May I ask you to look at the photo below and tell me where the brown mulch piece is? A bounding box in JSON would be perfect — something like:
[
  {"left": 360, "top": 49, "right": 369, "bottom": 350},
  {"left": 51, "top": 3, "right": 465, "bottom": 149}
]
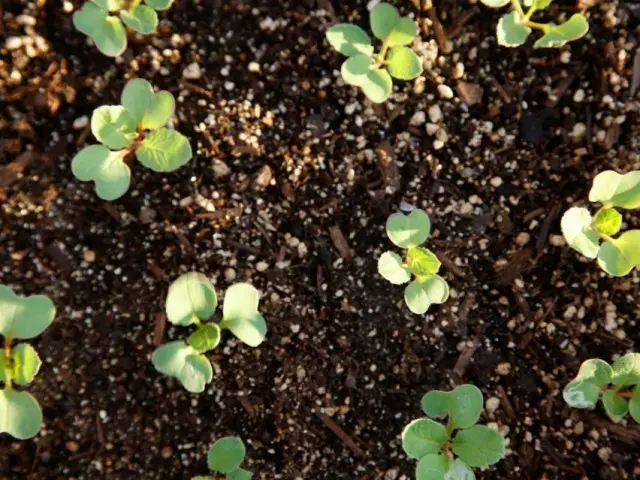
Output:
[
  {"left": 316, "top": 413, "right": 367, "bottom": 458},
  {"left": 328, "top": 225, "right": 353, "bottom": 260},
  {"left": 456, "top": 81, "right": 484, "bottom": 106},
  {"left": 152, "top": 312, "right": 167, "bottom": 347}
]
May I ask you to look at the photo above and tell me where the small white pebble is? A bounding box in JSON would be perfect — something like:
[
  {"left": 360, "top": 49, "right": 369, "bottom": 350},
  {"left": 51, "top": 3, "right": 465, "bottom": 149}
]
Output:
[
  {"left": 437, "top": 84, "right": 454, "bottom": 99},
  {"left": 428, "top": 104, "right": 443, "bottom": 123},
  {"left": 73, "top": 116, "right": 89, "bottom": 130},
  {"left": 182, "top": 62, "right": 201, "bottom": 80},
  {"left": 256, "top": 261, "right": 268, "bottom": 272},
  {"left": 490, "top": 177, "right": 503, "bottom": 187}
]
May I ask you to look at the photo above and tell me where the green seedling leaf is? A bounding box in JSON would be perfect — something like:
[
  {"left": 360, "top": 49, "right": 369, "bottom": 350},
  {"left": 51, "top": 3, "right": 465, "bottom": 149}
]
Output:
[
  {"left": 593, "top": 208, "right": 622, "bottom": 236},
  {"left": 370, "top": 2, "right": 400, "bottom": 40},
  {"left": 0, "top": 389, "right": 42, "bottom": 439},
  {"left": 415, "top": 453, "right": 449, "bottom": 480},
  {"left": 91, "top": 105, "right": 137, "bottom": 150},
  {"left": 572, "top": 358, "right": 613, "bottom": 386},
  {"left": 207, "top": 437, "right": 246, "bottom": 474},
  {"left": 71, "top": 145, "right": 131, "bottom": 201},
  {"left": 92, "top": 0, "right": 125, "bottom": 11},
  {"left": 447, "top": 384, "right": 483, "bottom": 430},
  {"left": 406, "top": 247, "right": 441, "bottom": 276},
  {"left": 404, "top": 275, "right": 449, "bottom": 315},
  {"left": 597, "top": 231, "right": 640, "bottom": 276},
  {"left": 227, "top": 469, "right": 253, "bottom": 480},
  {"left": 93, "top": 15, "right": 127, "bottom": 57},
  {"left": 326, "top": 24, "right": 374, "bottom": 57},
  {"left": 479, "top": 0, "right": 510, "bottom": 7},
  {"left": 165, "top": 272, "right": 217, "bottom": 326},
  {"left": 73, "top": 2, "right": 107, "bottom": 36},
  {"left": 121, "top": 5, "right": 158, "bottom": 35},
  {"left": 445, "top": 459, "right": 476, "bottom": 480},
  {"left": 360, "top": 68, "right": 393, "bottom": 103},
  {"left": 563, "top": 379, "right": 601, "bottom": 408},
  {"left": 140, "top": 91, "right": 175, "bottom": 130},
  {"left": 611, "top": 353, "right": 640, "bottom": 387},
  {"left": 422, "top": 390, "right": 449, "bottom": 418},
  {"left": 151, "top": 341, "right": 212, "bottom": 393},
  {"left": 387, "top": 17, "right": 418, "bottom": 47},
  {"left": 341, "top": 54, "right": 373, "bottom": 87},
  {"left": 589, "top": 170, "right": 640, "bottom": 210},
  {"left": 187, "top": 323, "right": 221, "bottom": 353},
  {"left": 560, "top": 207, "right": 600, "bottom": 259},
  {"left": 386, "top": 46, "right": 422, "bottom": 81},
  {"left": 144, "top": 0, "right": 173, "bottom": 11},
  {"left": 192, "top": 477, "right": 211, "bottom": 480},
  {"left": 602, "top": 390, "right": 628, "bottom": 421},
  {"left": 220, "top": 283, "right": 266, "bottom": 347},
  {"left": 378, "top": 251, "right": 411, "bottom": 285},
  {"left": 121, "top": 78, "right": 154, "bottom": 125},
  {"left": 629, "top": 386, "right": 640, "bottom": 423},
  {"left": 11, "top": 343, "right": 42, "bottom": 386},
  {"left": 534, "top": 14, "right": 589, "bottom": 48},
  {"left": 0, "top": 286, "right": 55, "bottom": 340},
  {"left": 496, "top": 12, "right": 532, "bottom": 47},
  {"left": 452, "top": 425, "right": 506, "bottom": 468},
  {"left": 401, "top": 418, "right": 448, "bottom": 459},
  {"left": 386, "top": 209, "right": 431, "bottom": 249},
  {"left": 136, "top": 128, "right": 192, "bottom": 172}
]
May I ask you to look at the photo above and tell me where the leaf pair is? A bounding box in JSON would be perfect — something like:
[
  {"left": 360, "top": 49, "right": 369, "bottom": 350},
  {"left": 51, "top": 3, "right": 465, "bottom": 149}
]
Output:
[
  {"left": 152, "top": 273, "right": 267, "bottom": 393},
  {"left": 72, "top": 79, "right": 192, "bottom": 201},
  {"left": 73, "top": 0, "right": 173, "bottom": 57},
  {"left": 378, "top": 209, "right": 450, "bottom": 314},
  {"left": 563, "top": 354, "right": 640, "bottom": 422},
  {"left": 192, "top": 437, "right": 252, "bottom": 480},
  {"left": 326, "top": 2, "right": 422, "bottom": 103},
  {"left": 402, "top": 385, "right": 506, "bottom": 480},
  {"left": 561, "top": 170, "right": 640, "bottom": 276}
]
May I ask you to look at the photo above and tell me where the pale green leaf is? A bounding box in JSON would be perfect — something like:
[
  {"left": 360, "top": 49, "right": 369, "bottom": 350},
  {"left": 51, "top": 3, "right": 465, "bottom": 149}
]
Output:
[
  {"left": 93, "top": 15, "right": 127, "bottom": 57},
  {"left": 91, "top": 105, "right": 137, "bottom": 150},
  {"left": 447, "top": 385, "right": 483, "bottom": 429},
  {"left": 0, "top": 389, "right": 42, "bottom": 440},
  {"left": 221, "top": 283, "right": 266, "bottom": 347},
  {"left": 73, "top": 2, "right": 107, "bottom": 36},
  {"left": 151, "top": 341, "right": 213, "bottom": 393},
  {"left": 560, "top": 207, "right": 600, "bottom": 259},
  {"left": 589, "top": 170, "right": 640, "bottom": 209},
  {"left": 597, "top": 231, "right": 640, "bottom": 276},
  {"left": 629, "top": 386, "right": 640, "bottom": 423},
  {"left": 191, "top": 477, "right": 211, "bottom": 480},
  {"left": 572, "top": 358, "right": 613, "bottom": 386},
  {"left": 187, "top": 323, "right": 221, "bottom": 353},
  {"left": 92, "top": 0, "right": 125, "bottom": 11},
  {"left": 136, "top": 128, "right": 192, "bottom": 172},
  {"left": 121, "top": 5, "right": 158, "bottom": 35},
  {"left": 533, "top": 0, "right": 552, "bottom": 8},
  {"left": 341, "top": 54, "right": 373, "bottom": 87},
  {"left": 140, "top": 91, "right": 175, "bottom": 130},
  {"left": 386, "top": 209, "right": 431, "bottom": 248},
  {"left": 534, "top": 14, "right": 589, "bottom": 48},
  {"left": 360, "top": 68, "right": 393, "bottom": 103},
  {"left": 407, "top": 246, "right": 441, "bottom": 276},
  {"left": 611, "top": 353, "right": 640, "bottom": 387},
  {"left": 452, "top": 425, "right": 506, "bottom": 468},
  {"left": 227, "top": 469, "right": 253, "bottom": 480},
  {"left": 0, "top": 286, "right": 55, "bottom": 340},
  {"left": 387, "top": 17, "right": 418, "bottom": 47},
  {"left": 121, "top": 78, "right": 155, "bottom": 125},
  {"left": 593, "top": 208, "right": 622, "bottom": 236},
  {"left": 378, "top": 251, "right": 411, "bottom": 285},
  {"left": 479, "top": 0, "right": 510, "bottom": 7},
  {"left": 416, "top": 454, "right": 449, "bottom": 480},
  {"left": 165, "top": 272, "right": 217, "bottom": 326},
  {"left": 496, "top": 12, "right": 532, "bottom": 47},
  {"left": 71, "top": 145, "right": 131, "bottom": 201},
  {"left": 144, "top": 0, "right": 173, "bottom": 11},
  {"left": 326, "top": 24, "right": 374, "bottom": 57},
  {"left": 401, "top": 418, "right": 448, "bottom": 459},
  {"left": 602, "top": 390, "right": 628, "bottom": 421},
  {"left": 421, "top": 390, "right": 449, "bottom": 418},
  {"left": 386, "top": 46, "right": 422, "bottom": 80},
  {"left": 11, "top": 343, "right": 42, "bottom": 386},
  {"left": 207, "top": 437, "right": 246, "bottom": 474},
  {"left": 370, "top": 2, "right": 400, "bottom": 40},
  {"left": 404, "top": 275, "right": 449, "bottom": 314},
  {"left": 445, "top": 459, "right": 476, "bottom": 480},
  {"left": 562, "top": 379, "right": 601, "bottom": 408}
]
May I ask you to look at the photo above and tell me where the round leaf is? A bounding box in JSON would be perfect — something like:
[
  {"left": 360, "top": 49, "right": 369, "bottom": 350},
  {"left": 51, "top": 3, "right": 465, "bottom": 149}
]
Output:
[
  {"left": 378, "top": 251, "right": 411, "bottom": 285},
  {"left": 629, "top": 386, "right": 640, "bottom": 423},
  {"left": 421, "top": 390, "right": 449, "bottom": 418},
  {"left": 140, "top": 91, "right": 175, "bottom": 130},
  {"left": 144, "top": 0, "right": 173, "bottom": 11},
  {"left": 415, "top": 454, "right": 449, "bottom": 480},
  {"left": 121, "top": 78, "right": 155, "bottom": 125},
  {"left": 404, "top": 275, "right": 449, "bottom": 315},
  {"left": 151, "top": 341, "right": 213, "bottom": 393},
  {"left": 572, "top": 358, "right": 613, "bottom": 386},
  {"left": 0, "top": 389, "right": 42, "bottom": 440},
  {"left": 370, "top": 2, "right": 400, "bottom": 40},
  {"left": 496, "top": 12, "right": 532, "bottom": 47},
  {"left": 534, "top": 14, "right": 589, "bottom": 48},
  {"left": 593, "top": 208, "right": 622, "bottom": 236},
  {"left": 445, "top": 459, "right": 476, "bottom": 480},
  {"left": 11, "top": 343, "right": 42, "bottom": 386},
  {"left": 227, "top": 469, "right": 253, "bottom": 480},
  {"left": 207, "top": 437, "right": 246, "bottom": 474},
  {"left": 71, "top": 145, "right": 131, "bottom": 201},
  {"left": 452, "top": 425, "right": 506, "bottom": 468},
  {"left": 447, "top": 384, "right": 484, "bottom": 429},
  {"left": 386, "top": 17, "right": 418, "bottom": 47},
  {"left": 0, "top": 286, "right": 55, "bottom": 340},
  {"left": 386, "top": 209, "right": 431, "bottom": 248},
  {"left": 120, "top": 5, "right": 158, "bottom": 35},
  {"left": 597, "top": 231, "right": 640, "bottom": 276},
  {"left": 136, "top": 128, "right": 192, "bottom": 172},
  {"left": 325, "top": 24, "right": 374, "bottom": 57},
  {"left": 407, "top": 247, "right": 441, "bottom": 276},
  {"left": 93, "top": 15, "right": 127, "bottom": 57},
  {"left": 402, "top": 418, "right": 448, "bottom": 459},
  {"left": 602, "top": 390, "right": 628, "bottom": 421},
  {"left": 187, "top": 323, "right": 221, "bottom": 353},
  {"left": 91, "top": 105, "right": 137, "bottom": 150},
  {"left": 165, "top": 272, "right": 217, "bottom": 326},
  {"left": 92, "top": 0, "right": 125, "bottom": 11},
  {"left": 589, "top": 170, "right": 640, "bottom": 210},
  {"left": 73, "top": 2, "right": 107, "bottom": 36},
  {"left": 560, "top": 207, "right": 600, "bottom": 259},
  {"left": 386, "top": 46, "right": 422, "bottom": 80},
  {"left": 221, "top": 283, "right": 266, "bottom": 347},
  {"left": 360, "top": 68, "right": 393, "bottom": 103},
  {"left": 341, "top": 54, "right": 373, "bottom": 87},
  {"left": 479, "top": 0, "right": 510, "bottom": 7},
  {"left": 562, "top": 379, "right": 601, "bottom": 408},
  {"left": 611, "top": 353, "right": 640, "bottom": 387}
]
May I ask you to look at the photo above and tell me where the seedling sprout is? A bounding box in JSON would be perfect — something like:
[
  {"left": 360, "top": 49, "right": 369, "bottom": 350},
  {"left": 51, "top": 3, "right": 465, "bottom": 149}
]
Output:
[{"left": 192, "top": 436, "right": 252, "bottom": 480}]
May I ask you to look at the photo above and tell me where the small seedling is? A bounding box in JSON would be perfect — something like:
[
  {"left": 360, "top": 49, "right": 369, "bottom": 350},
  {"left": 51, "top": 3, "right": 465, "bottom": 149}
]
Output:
[
  {"left": 402, "top": 385, "right": 506, "bottom": 479},
  {"left": 377, "top": 209, "right": 449, "bottom": 314},
  {"left": 325, "top": 2, "right": 422, "bottom": 103},
  {"left": 480, "top": 0, "right": 588, "bottom": 48},
  {"left": 564, "top": 353, "right": 640, "bottom": 423},
  {"left": 0, "top": 286, "right": 56, "bottom": 440},
  {"left": 561, "top": 170, "right": 640, "bottom": 276},
  {"left": 152, "top": 273, "right": 267, "bottom": 393},
  {"left": 71, "top": 78, "right": 192, "bottom": 201},
  {"left": 192, "top": 437, "right": 252, "bottom": 480},
  {"left": 73, "top": 0, "right": 174, "bottom": 57}
]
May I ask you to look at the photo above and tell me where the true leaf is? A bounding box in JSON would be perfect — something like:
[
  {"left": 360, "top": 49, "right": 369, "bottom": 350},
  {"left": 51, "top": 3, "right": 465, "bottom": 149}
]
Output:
[
  {"left": 401, "top": 418, "right": 448, "bottom": 459},
  {"left": 71, "top": 145, "right": 131, "bottom": 201},
  {"left": 597, "top": 231, "right": 640, "bottom": 276},
  {"left": 479, "top": 0, "right": 510, "bottom": 7},
  {"left": 386, "top": 209, "right": 431, "bottom": 248},
  {"left": 534, "top": 14, "right": 589, "bottom": 48},
  {"left": 562, "top": 379, "right": 601, "bottom": 408},
  {"left": 611, "top": 353, "right": 640, "bottom": 387},
  {"left": 386, "top": 46, "right": 422, "bottom": 81},
  {"left": 92, "top": 0, "right": 125, "bottom": 11},
  {"left": 370, "top": 2, "right": 400, "bottom": 40},
  {"left": 629, "top": 386, "right": 640, "bottom": 423},
  {"left": 140, "top": 91, "right": 175, "bottom": 130},
  {"left": 452, "top": 425, "right": 506, "bottom": 468},
  {"left": 220, "top": 283, "right": 266, "bottom": 347},
  {"left": 11, "top": 343, "right": 42, "bottom": 386},
  {"left": 121, "top": 78, "right": 155, "bottom": 125},
  {"left": 325, "top": 24, "right": 374, "bottom": 57},
  {"left": 0, "top": 286, "right": 55, "bottom": 340},
  {"left": 360, "top": 68, "right": 393, "bottom": 103},
  {"left": 593, "top": 208, "right": 622, "bottom": 236},
  {"left": 386, "top": 17, "right": 418, "bottom": 47},
  {"left": 447, "top": 384, "right": 484, "bottom": 429},
  {"left": 144, "top": 0, "right": 173, "bottom": 11},
  {"left": 404, "top": 275, "right": 449, "bottom": 315},
  {"left": 73, "top": 2, "right": 107, "bottom": 36},
  {"left": 165, "top": 272, "right": 217, "bottom": 326},
  {"left": 341, "top": 54, "right": 373, "bottom": 87},
  {"left": 496, "top": 11, "right": 532, "bottom": 47},
  {"left": 187, "top": 323, "right": 221, "bottom": 353},
  {"left": 415, "top": 454, "right": 449, "bottom": 480},
  {"left": 378, "top": 251, "right": 411, "bottom": 285},
  {"left": 93, "top": 15, "right": 127, "bottom": 57},
  {"left": 589, "top": 170, "right": 640, "bottom": 210},
  {"left": 207, "top": 437, "right": 246, "bottom": 474},
  {"left": 151, "top": 341, "right": 213, "bottom": 393},
  {"left": 602, "top": 390, "right": 628, "bottom": 421},
  {"left": 91, "top": 105, "right": 137, "bottom": 150},
  {"left": 136, "top": 128, "right": 192, "bottom": 172},
  {"left": 120, "top": 5, "right": 158, "bottom": 35},
  {"left": 560, "top": 207, "right": 600, "bottom": 259},
  {"left": 406, "top": 247, "right": 441, "bottom": 276},
  {"left": 0, "top": 389, "right": 43, "bottom": 440},
  {"left": 445, "top": 459, "right": 476, "bottom": 480}
]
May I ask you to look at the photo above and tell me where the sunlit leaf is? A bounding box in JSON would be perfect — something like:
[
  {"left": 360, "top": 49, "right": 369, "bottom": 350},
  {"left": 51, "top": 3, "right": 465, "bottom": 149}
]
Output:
[
  {"left": 402, "top": 418, "right": 448, "bottom": 459},
  {"left": 378, "top": 251, "right": 411, "bottom": 285},
  {"left": 91, "top": 105, "right": 137, "bottom": 150},
  {"left": 386, "top": 209, "right": 431, "bottom": 248},
  {"left": 386, "top": 46, "right": 422, "bottom": 80},
  {"left": 496, "top": 11, "right": 531, "bottom": 47},
  {"left": 452, "top": 425, "right": 506, "bottom": 468},
  {"left": 421, "top": 385, "right": 483, "bottom": 429},
  {"left": 71, "top": 145, "right": 131, "bottom": 201},
  {"left": 572, "top": 358, "right": 613, "bottom": 386},
  {"left": 404, "top": 275, "right": 449, "bottom": 315},
  {"left": 120, "top": 5, "right": 158, "bottom": 35},
  {"left": 534, "top": 14, "right": 589, "bottom": 48},
  {"left": 341, "top": 54, "right": 372, "bottom": 87},
  {"left": 144, "top": 0, "right": 173, "bottom": 11},
  {"left": 560, "top": 207, "right": 600, "bottom": 259},
  {"left": 386, "top": 17, "right": 418, "bottom": 47},
  {"left": 93, "top": 15, "right": 127, "bottom": 57},
  {"left": 165, "top": 272, "right": 217, "bottom": 326},
  {"left": 136, "top": 128, "right": 192, "bottom": 172},
  {"left": 406, "top": 247, "right": 441, "bottom": 276},
  {"left": 360, "top": 68, "right": 393, "bottom": 103},
  {"left": 593, "top": 208, "right": 622, "bottom": 236},
  {"left": 326, "top": 24, "right": 374, "bottom": 57},
  {"left": 0, "top": 286, "right": 55, "bottom": 340},
  {"left": 187, "top": 323, "right": 221, "bottom": 353},
  {"left": 0, "top": 389, "right": 42, "bottom": 440},
  {"left": 563, "top": 379, "right": 601, "bottom": 408},
  {"left": 11, "top": 343, "right": 42, "bottom": 386},
  {"left": 597, "top": 231, "right": 640, "bottom": 276},
  {"left": 207, "top": 437, "right": 246, "bottom": 474},
  {"left": 121, "top": 78, "right": 155, "bottom": 125},
  {"left": 73, "top": 2, "right": 107, "bottom": 36},
  {"left": 602, "top": 390, "right": 628, "bottom": 421},
  {"left": 370, "top": 2, "right": 400, "bottom": 40},
  {"left": 221, "top": 283, "right": 266, "bottom": 347},
  {"left": 445, "top": 459, "right": 476, "bottom": 480},
  {"left": 92, "top": 0, "right": 125, "bottom": 11},
  {"left": 589, "top": 170, "right": 640, "bottom": 210},
  {"left": 611, "top": 353, "right": 640, "bottom": 387},
  {"left": 479, "top": 0, "right": 510, "bottom": 7},
  {"left": 140, "top": 91, "right": 175, "bottom": 130},
  {"left": 151, "top": 341, "right": 213, "bottom": 393}
]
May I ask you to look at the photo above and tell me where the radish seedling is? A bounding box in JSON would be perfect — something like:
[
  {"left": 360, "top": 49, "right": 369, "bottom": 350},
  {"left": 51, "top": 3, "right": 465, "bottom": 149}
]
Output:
[{"left": 192, "top": 437, "right": 252, "bottom": 480}]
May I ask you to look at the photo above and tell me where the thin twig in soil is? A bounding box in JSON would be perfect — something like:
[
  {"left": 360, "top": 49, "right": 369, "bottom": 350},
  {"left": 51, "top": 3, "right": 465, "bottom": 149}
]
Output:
[{"left": 316, "top": 412, "right": 367, "bottom": 458}]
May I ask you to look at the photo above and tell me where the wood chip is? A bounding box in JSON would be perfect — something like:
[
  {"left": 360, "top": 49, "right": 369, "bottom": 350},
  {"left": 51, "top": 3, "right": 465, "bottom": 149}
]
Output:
[
  {"left": 452, "top": 337, "right": 480, "bottom": 380},
  {"left": 317, "top": 413, "right": 366, "bottom": 458},
  {"left": 0, "top": 150, "right": 38, "bottom": 188},
  {"left": 375, "top": 142, "right": 400, "bottom": 192},
  {"left": 328, "top": 225, "right": 353, "bottom": 260},
  {"left": 456, "top": 81, "right": 483, "bottom": 106},
  {"left": 153, "top": 312, "right": 166, "bottom": 347}
]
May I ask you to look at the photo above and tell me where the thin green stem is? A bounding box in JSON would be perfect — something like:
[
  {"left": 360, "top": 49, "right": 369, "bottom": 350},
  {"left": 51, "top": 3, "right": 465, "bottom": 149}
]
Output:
[
  {"left": 129, "top": 0, "right": 143, "bottom": 11},
  {"left": 510, "top": 0, "right": 526, "bottom": 18},
  {"left": 524, "top": 20, "right": 548, "bottom": 30},
  {"left": 523, "top": 4, "right": 537, "bottom": 21}
]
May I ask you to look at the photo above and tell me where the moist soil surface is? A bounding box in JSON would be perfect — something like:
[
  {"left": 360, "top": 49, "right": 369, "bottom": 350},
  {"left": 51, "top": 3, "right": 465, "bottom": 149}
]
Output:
[{"left": 2, "top": 0, "right": 640, "bottom": 478}]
